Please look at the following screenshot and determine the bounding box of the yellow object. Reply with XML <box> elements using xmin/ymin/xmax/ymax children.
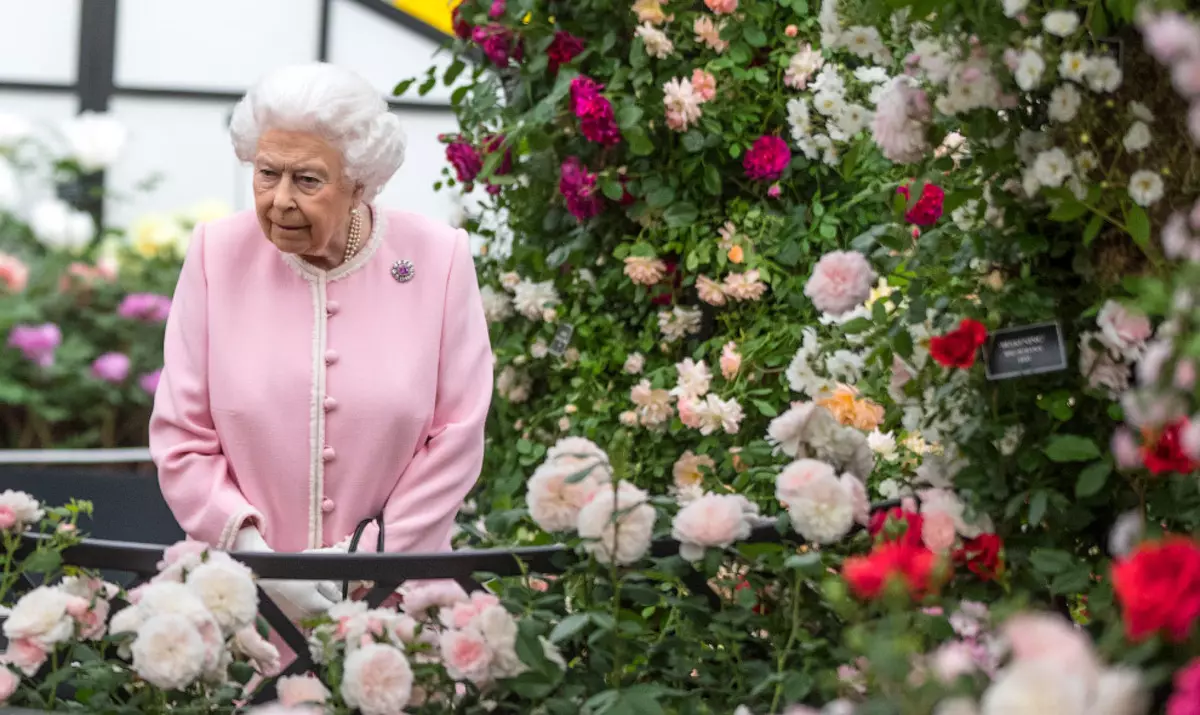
<box><xmin>392</xmin><ymin>0</ymin><xmax>459</xmax><ymax>35</ymax></box>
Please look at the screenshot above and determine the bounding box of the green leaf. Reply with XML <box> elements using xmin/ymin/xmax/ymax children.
<box><xmin>1044</xmin><ymin>435</ymin><xmax>1101</xmax><ymax>462</ymax></box>
<box><xmin>1028</xmin><ymin>490</ymin><xmax>1047</xmax><ymax>526</ymax></box>
<box><xmin>893</xmin><ymin>330</ymin><xmax>914</xmax><ymax>359</ymax></box>
<box><xmin>1050</xmin><ymin>568</ymin><xmax>1091</xmax><ymax>595</ymax></box>
<box><xmin>1029</xmin><ymin>548</ymin><xmax>1074</xmax><ymax>575</ymax></box>
<box><xmin>22</xmin><ymin>548</ymin><xmax>62</xmax><ymax>574</ymax></box>
<box><xmin>627</xmin><ymin>130</ymin><xmax>655</xmax><ymax>156</ymax></box>
<box><xmin>743</xmin><ymin>24</ymin><xmax>767</xmax><ymax>47</ymax></box>
<box><xmin>783</xmin><ymin>552</ymin><xmax>822</xmax><ymax>571</ymax></box>
<box><xmin>1083</xmin><ymin>213</ymin><xmax>1103</xmax><ymax>245</ymax></box>
<box><xmin>1049</xmin><ymin>199</ymin><xmax>1088</xmax><ymax>222</ymax></box>
<box><xmin>1075</xmin><ymin>460</ymin><xmax>1112</xmax><ymax>497</ymax></box>
<box><xmin>664</xmin><ymin>202</ymin><xmax>699</xmax><ymax>228</ymax></box>
<box><xmin>443</xmin><ymin>59</ymin><xmax>465</xmax><ymax>86</ymax></box>
<box><xmin>392</xmin><ymin>78</ymin><xmax>416</xmax><ymax>97</ymax></box>
<box><xmin>601</xmin><ymin>179</ymin><xmax>625</xmax><ymax>201</ymax></box>
<box><xmin>682</xmin><ymin>131</ymin><xmax>706</xmax><ymax>153</ymax></box>
<box><xmin>703</xmin><ymin>165</ymin><xmax>722</xmax><ymax>196</ymax></box>
<box><xmin>753</xmin><ymin>399</ymin><xmax>778</xmax><ymax>417</ymax></box>
<box><xmin>1125</xmin><ymin>204</ymin><xmax>1151</xmax><ymax>250</ymax></box>
<box><xmin>647</xmin><ymin>186</ymin><xmax>676</xmax><ymax>208</ymax></box>
<box><xmin>617</xmin><ymin>104</ymin><xmax>644</xmax><ymax>131</ymax></box>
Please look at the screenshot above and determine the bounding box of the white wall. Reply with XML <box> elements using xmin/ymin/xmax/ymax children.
<box><xmin>0</xmin><ymin>0</ymin><xmax>475</xmax><ymax>236</ymax></box>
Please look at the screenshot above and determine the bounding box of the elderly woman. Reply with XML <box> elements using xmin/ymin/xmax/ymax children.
<box><xmin>149</xmin><ymin>63</ymin><xmax>494</xmax><ymax>620</ymax></box>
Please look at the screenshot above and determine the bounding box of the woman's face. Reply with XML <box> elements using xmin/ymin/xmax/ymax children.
<box><xmin>252</xmin><ymin>129</ymin><xmax>363</xmax><ymax>266</ymax></box>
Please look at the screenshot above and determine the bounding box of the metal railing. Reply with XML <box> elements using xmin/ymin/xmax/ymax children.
<box><xmin>14</xmin><ymin>501</ymin><xmax>898</xmax><ymax>703</ymax></box>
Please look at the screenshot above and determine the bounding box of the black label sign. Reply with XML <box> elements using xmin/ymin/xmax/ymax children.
<box><xmin>548</xmin><ymin>323</ymin><xmax>575</xmax><ymax>357</ymax></box>
<box><xmin>984</xmin><ymin>321</ymin><xmax>1068</xmax><ymax>381</ymax></box>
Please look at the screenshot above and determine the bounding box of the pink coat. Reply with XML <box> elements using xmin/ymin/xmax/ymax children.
<box><xmin>149</xmin><ymin>207</ymin><xmax>493</xmax><ymax>554</ymax></box>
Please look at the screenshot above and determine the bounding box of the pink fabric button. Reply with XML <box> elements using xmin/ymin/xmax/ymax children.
<box><xmin>323</xmin><ymin>396</ymin><xmax>337</xmax><ymax>411</ymax></box>
<box><xmin>324</xmin><ymin>349</ymin><xmax>338</xmax><ymax>365</ymax></box>
<box><xmin>322</xmin><ymin>446</ymin><xmax>336</xmax><ymax>462</ymax></box>
<box><xmin>321</xmin><ymin>497</ymin><xmax>335</xmax><ymax>513</ymax></box>
<box><xmin>326</xmin><ymin>300</ymin><xmax>339</xmax><ymax>316</ymax></box>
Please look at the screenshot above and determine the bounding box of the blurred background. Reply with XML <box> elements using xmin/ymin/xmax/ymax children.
<box><xmin>0</xmin><ymin>0</ymin><xmax>468</xmax><ymax>228</ymax></box>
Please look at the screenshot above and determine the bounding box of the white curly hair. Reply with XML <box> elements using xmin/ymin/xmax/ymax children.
<box><xmin>229</xmin><ymin>63</ymin><xmax>407</xmax><ymax>202</ymax></box>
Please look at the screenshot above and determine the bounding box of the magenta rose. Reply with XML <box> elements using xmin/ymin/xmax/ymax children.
<box><xmin>743</xmin><ymin>135</ymin><xmax>791</xmax><ymax>181</ymax></box>
<box><xmin>91</xmin><ymin>352</ymin><xmax>131</xmax><ymax>383</ymax></box>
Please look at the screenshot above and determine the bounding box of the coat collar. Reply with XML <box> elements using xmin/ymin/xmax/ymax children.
<box><xmin>279</xmin><ymin>205</ymin><xmax>387</xmax><ymax>283</ymax></box>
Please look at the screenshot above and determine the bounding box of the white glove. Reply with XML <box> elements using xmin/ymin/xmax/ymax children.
<box><xmin>304</xmin><ymin>540</ymin><xmax>373</xmax><ymax>597</ymax></box>
<box><xmin>234</xmin><ymin>527</ymin><xmax>340</xmax><ymax>620</ymax></box>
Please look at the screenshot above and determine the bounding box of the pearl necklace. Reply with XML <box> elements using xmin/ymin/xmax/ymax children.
<box><xmin>342</xmin><ymin>208</ymin><xmax>364</xmax><ymax>263</ymax></box>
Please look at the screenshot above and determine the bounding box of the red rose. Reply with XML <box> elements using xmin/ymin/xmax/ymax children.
<box><xmin>547</xmin><ymin>31</ymin><xmax>585</xmax><ymax>74</ymax></box>
<box><xmin>929</xmin><ymin>319</ymin><xmax>988</xmax><ymax>369</ymax></box>
<box><xmin>451</xmin><ymin>4</ymin><xmax>472</xmax><ymax>39</ymax></box>
<box><xmin>868</xmin><ymin>508</ymin><xmax>925</xmax><ymax>548</ymax></box>
<box><xmin>1112</xmin><ymin>536</ymin><xmax>1200</xmax><ymax>642</ymax></box>
<box><xmin>1141</xmin><ymin>419</ymin><xmax>1199</xmax><ymax>475</ymax></box>
<box><xmin>743</xmin><ymin>136</ymin><xmax>791</xmax><ymax>182</ymax></box>
<box><xmin>734</xmin><ymin>578</ymin><xmax>769</xmax><ymax>614</ymax></box>
<box><xmin>954</xmin><ymin>533</ymin><xmax>1004</xmax><ymax>581</ymax></box>
<box><xmin>843</xmin><ymin>541</ymin><xmax>938</xmax><ymax>600</ymax></box>
<box><xmin>896</xmin><ymin>182</ymin><xmax>945</xmax><ymax>226</ymax></box>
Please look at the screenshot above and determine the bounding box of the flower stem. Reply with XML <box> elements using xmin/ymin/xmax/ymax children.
<box><xmin>770</xmin><ymin>571</ymin><xmax>803</xmax><ymax>714</ymax></box>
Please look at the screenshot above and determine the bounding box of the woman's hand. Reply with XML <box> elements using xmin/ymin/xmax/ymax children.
<box><xmin>234</xmin><ymin>527</ymin><xmax>341</xmax><ymax>618</ymax></box>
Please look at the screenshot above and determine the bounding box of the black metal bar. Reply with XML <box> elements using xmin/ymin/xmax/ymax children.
<box><xmin>74</xmin><ymin>0</ymin><xmax>119</xmax><ymax>233</ymax></box>
<box><xmin>318</xmin><ymin>0</ymin><xmax>333</xmax><ymax>61</ymax></box>
<box><xmin>342</xmin><ymin>0</ymin><xmax>450</xmax><ymax>46</ymax></box>
<box><xmin>0</xmin><ymin>81</ymin><xmax>77</xmax><ymax>94</ymax></box>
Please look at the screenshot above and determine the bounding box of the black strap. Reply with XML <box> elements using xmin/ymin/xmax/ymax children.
<box><xmin>343</xmin><ymin>514</ymin><xmax>385</xmax><ymax>600</ymax></box>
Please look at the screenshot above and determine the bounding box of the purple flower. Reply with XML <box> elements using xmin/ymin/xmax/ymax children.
<box><xmin>139</xmin><ymin>368</ymin><xmax>161</xmax><ymax>394</ymax></box>
<box><xmin>7</xmin><ymin>324</ymin><xmax>61</xmax><ymax>367</ymax></box>
<box><xmin>117</xmin><ymin>293</ymin><xmax>171</xmax><ymax>322</ymax></box>
<box><xmin>91</xmin><ymin>352</ymin><xmax>131</xmax><ymax>383</ymax></box>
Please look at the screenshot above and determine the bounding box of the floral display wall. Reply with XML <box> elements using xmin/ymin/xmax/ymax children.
<box><xmin>8</xmin><ymin>0</ymin><xmax>1200</xmax><ymax>711</ymax></box>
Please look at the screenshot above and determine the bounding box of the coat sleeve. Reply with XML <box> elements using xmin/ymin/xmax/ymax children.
<box><xmin>149</xmin><ymin>223</ymin><xmax>263</xmax><ymax>550</ymax></box>
<box><xmin>360</xmin><ymin>228</ymin><xmax>494</xmax><ymax>553</ymax></box>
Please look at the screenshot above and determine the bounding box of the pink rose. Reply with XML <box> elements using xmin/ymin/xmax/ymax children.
<box><xmin>1097</xmin><ymin>300</ymin><xmax>1152</xmax><ymax>357</ymax></box>
<box><xmin>91</xmin><ymin>352</ymin><xmax>131</xmax><ymax>383</ymax></box>
<box><xmin>439</xmin><ymin>629</ymin><xmax>494</xmax><ymax>684</ymax></box>
<box><xmin>400</xmin><ymin>579</ymin><xmax>470</xmax><ymax>620</ymax></box>
<box><xmin>804</xmin><ymin>250</ymin><xmax>877</xmax><ymax>316</ymax></box>
<box><xmin>341</xmin><ymin>644</ymin><xmax>414</xmax><ymax>715</ymax></box>
<box><xmin>785</xmin><ymin>24</ymin><xmax>798</xmax><ymax>37</ymax></box>
<box><xmin>719</xmin><ymin>341</ymin><xmax>741</xmax><ymax>380</ymax></box>
<box><xmin>671</xmin><ymin>493</ymin><xmax>752</xmax><ymax>561</ymax></box>
<box><xmin>0</xmin><ymin>508</ymin><xmax>14</xmax><ymax>531</ymax></box>
<box><xmin>235</xmin><ymin>626</ymin><xmax>281</xmax><ymax>676</ymax></box>
<box><xmin>704</xmin><ymin>0</ymin><xmax>737</xmax><ymax>12</ymax></box>
<box><xmin>0</xmin><ymin>667</ymin><xmax>16</xmax><ymax>704</ymax></box>
<box><xmin>1141</xmin><ymin>11</ymin><xmax>1200</xmax><ymax>64</ymax></box>
<box><xmin>677</xmin><ymin>397</ymin><xmax>703</xmax><ymax>429</ymax></box>
<box><xmin>931</xmin><ymin>641</ymin><xmax>978</xmax><ymax>683</ymax></box>
<box><xmin>691</xmin><ymin>69</ymin><xmax>717</xmax><ymax>102</ymax></box>
<box><xmin>0</xmin><ymin>253</ymin><xmax>28</xmax><ymax>293</ymax></box>
<box><xmin>921</xmin><ymin>510</ymin><xmax>957</xmax><ymax>552</ymax></box>
<box><xmin>66</xmin><ymin>595</ymin><xmax>109</xmax><ymax>640</ymax></box>
<box><xmin>1173</xmin><ymin>58</ymin><xmax>1200</xmax><ymax>98</ymax></box>
<box><xmin>277</xmin><ymin>674</ymin><xmax>331</xmax><ymax>707</ymax></box>
<box><xmin>4</xmin><ymin>638</ymin><xmax>47</xmax><ymax>677</ymax></box>
<box><xmin>1001</xmin><ymin>612</ymin><xmax>1099</xmax><ymax>689</ymax></box>
<box><xmin>158</xmin><ymin>539</ymin><xmax>209</xmax><ymax>571</ymax></box>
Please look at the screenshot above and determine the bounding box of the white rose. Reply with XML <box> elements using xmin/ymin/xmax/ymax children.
<box><xmin>186</xmin><ymin>557</ymin><xmax>258</xmax><ymax>635</ymax></box>
<box><xmin>341</xmin><ymin>643</ymin><xmax>414</xmax><ymax>715</ymax></box>
<box><xmin>1042</xmin><ymin>10</ymin><xmax>1079</xmax><ymax>37</ymax></box>
<box><xmin>29</xmin><ymin>199</ymin><xmax>94</xmax><ymax>251</ymax></box>
<box><xmin>0</xmin><ymin>490</ymin><xmax>44</xmax><ymax>530</ymax></box>
<box><xmin>130</xmin><ymin>614</ymin><xmax>207</xmax><ymax>691</ymax></box>
<box><xmin>61</xmin><ymin>112</ymin><xmax>127</xmax><ymax>172</ymax></box>
<box><xmin>576</xmin><ymin>481</ymin><xmax>656</xmax><ymax>565</ymax></box>
<box><xmin>3</xmin><ymin>586</ymin><xmax>76</xmax><ymax>647</ymax></box>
